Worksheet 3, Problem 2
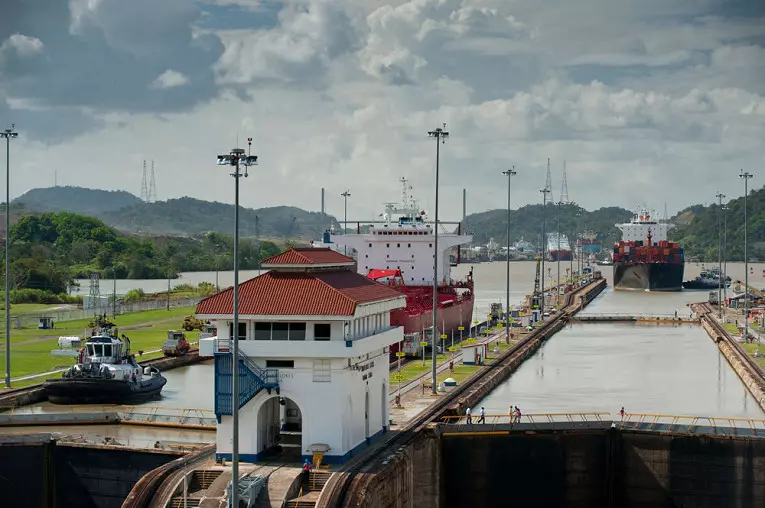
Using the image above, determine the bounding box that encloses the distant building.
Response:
[197,248,406,464]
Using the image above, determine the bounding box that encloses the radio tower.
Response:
[560,159,570,204]
[148,160,157,203]
[140,160,149,202]
[544,158,554,203]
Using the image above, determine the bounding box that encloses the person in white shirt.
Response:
[478,406,486,424]
[465,406,472,424]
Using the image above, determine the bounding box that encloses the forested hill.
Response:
[464,203,634,248]
[671,185,765,261]
[14,186,341,239]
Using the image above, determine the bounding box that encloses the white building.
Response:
[197,248,406,465]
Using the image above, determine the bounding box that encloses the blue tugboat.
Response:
[44,316,166,404]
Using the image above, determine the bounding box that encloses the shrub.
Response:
[124,288,146,302]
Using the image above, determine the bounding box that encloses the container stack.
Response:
[612,240,684,265]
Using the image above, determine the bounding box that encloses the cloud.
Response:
[1,0,764,223]
[0,0,224,140]
[151,70,190,89]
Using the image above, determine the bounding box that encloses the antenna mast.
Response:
[141,160,149,202]
[149,160,157,203]
[545,158,554,203]
[560,159,569,204]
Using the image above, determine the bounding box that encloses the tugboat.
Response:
[682,268,732,290]
[44,316,167,404]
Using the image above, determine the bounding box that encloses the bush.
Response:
[124,288,146,302]
[173,283,196,293]
[4,288,82,305]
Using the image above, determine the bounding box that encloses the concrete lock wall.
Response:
[354,428,765,508]
[0,439,178,508]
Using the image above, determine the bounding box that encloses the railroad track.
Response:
[321,280,604,508]
[698,303,765,381]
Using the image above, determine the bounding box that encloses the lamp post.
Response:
[539,188,550,319]
[739,170,753,345]
[112,267,117,318]
[428,123,448,395]
[216,140,257,508]
[723,204,728,303]
[556,201,563,306]
[715,192,725,318]
[2,125,18,388]
[341,190,351,256]
[502,167,516,344]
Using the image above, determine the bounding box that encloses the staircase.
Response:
[283,472,334,508]
[308,471,333,492]
[214,339,279,418]
[167,469,223,508]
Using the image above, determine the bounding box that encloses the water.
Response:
[474,322,763,418]
[17,260,765,438]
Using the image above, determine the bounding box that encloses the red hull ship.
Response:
[368,269,474,343]
[316,178,475,360]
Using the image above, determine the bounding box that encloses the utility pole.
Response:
[341,190,351,256]
[112,267,117,318]
[715,192,725,318]
[167,269,171,311]
[723,204,728,303]
[428,124,448,395]
[2,125,18,388]
[556,201,562,306]
[216,139,257,508]
[503,167,517,344]
[539,188,550,319]
[740,170,753,345]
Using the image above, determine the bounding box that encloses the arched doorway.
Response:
[257,396,302,460]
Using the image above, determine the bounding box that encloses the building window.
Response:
[266,360,294,368]
[397,243,400,247]
[230,322,248,340]
[315,323,331,341]
[254,322,271,340]
[386,243,390,247]
[313,359,331,382]
[408,243,411,248]
[290,322,306,341]
[272,322,289,341]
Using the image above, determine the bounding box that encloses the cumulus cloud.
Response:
[1,0,764,220]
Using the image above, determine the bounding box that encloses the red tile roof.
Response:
[196,270,404,316]
[260,248,354,266]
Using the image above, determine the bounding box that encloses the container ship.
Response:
[612,210,684,291]
[576,231,601,254]
[547,232,572,261]
[317,178,474,360]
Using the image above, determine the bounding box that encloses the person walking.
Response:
[302,459,312,485]
[619,406,625,419]
[477,406,486,424]
[514,406,522,424]
[465,406,472,424]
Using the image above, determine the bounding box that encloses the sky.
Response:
[1,0,764,222]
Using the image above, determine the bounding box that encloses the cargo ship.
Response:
[547,232,572,261]
[318,178,474,359]
[612,210,684,291]
[576,231,602,254]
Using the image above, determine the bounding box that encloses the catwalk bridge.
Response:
[570,313,699,324]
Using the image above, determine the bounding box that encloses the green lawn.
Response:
[0,303,68,314]
[741,343,765,368]
[0,306,197,383]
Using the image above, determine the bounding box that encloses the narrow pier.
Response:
[571,314,698,324]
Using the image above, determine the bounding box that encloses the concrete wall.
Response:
[0,439,178,508]
[216,347,391,463]
[351,426,765,508]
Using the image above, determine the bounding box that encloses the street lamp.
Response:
[502,167,516,344]
[341,190,351,256]
[539,188,550,319]
[556,201,563,306]
[216,139,257,508]
[428,123,448,395]
[723,204,728,303]
[739,170,753,345]
[2,124,18,388]
[715,192,725,318]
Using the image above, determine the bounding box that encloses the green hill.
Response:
[670,186,765,261]
[464,203,634,248]
[14,187,340,240]
[15,186,142,216]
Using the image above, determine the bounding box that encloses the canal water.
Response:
[14,260,765,443]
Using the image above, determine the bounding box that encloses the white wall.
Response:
[218,348,390,461]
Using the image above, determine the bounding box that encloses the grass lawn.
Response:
[0,303,70,314]
[0,306,197,383]
[723,323,741,335]
[741,343,765,368]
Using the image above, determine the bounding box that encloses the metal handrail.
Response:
[439,412,610,425]
[215,338,279,387]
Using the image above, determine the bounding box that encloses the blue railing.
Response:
[213,339,279,420]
